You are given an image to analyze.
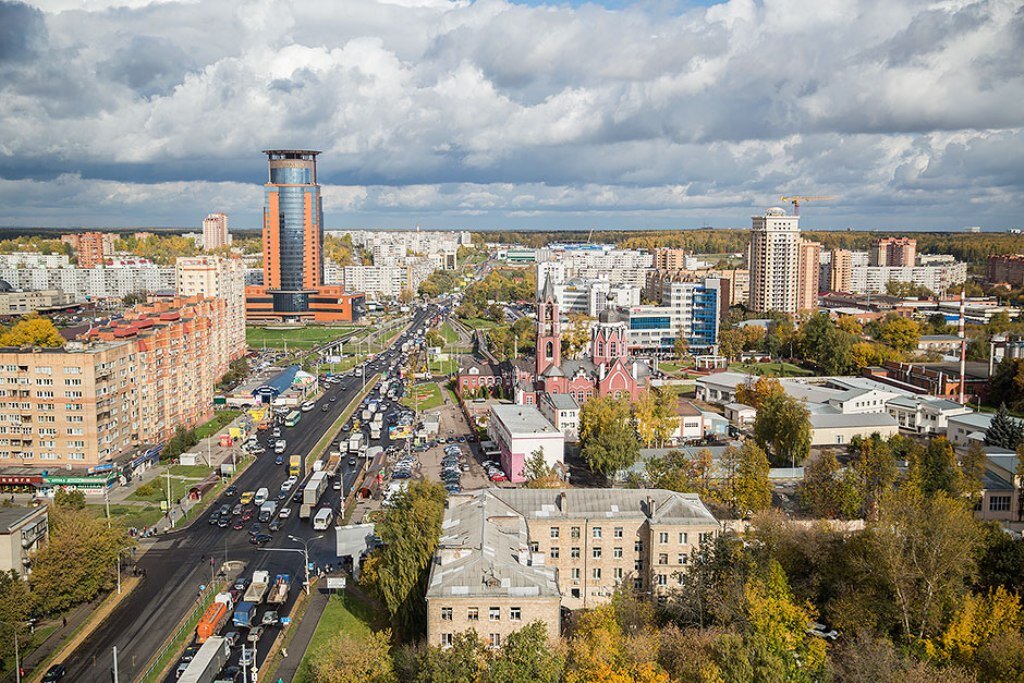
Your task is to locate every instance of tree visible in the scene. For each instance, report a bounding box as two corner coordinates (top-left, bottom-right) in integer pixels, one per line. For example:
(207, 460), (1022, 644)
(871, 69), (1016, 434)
(633, 388), (676, 447)
(872, 314), (921, 353)
(850, 435), (898, 515)
(885, 280), (934, 298)
(673, 336), (690, 362)
(564, 604), (669, 683)
(930, 587), (1022, 667)
(915, 437), (960, 497)
(360, 480), (446, 640)
(719, 442), (772, 516)
(311, 628), (396, 683)
(579, 396), (640, 480)
(959, 441), (987, 504)
(797, 452), (863, 519)
(523, 448), (561, 488)
(865, 489), (984, 640)
(989, 359), (1024, 412)
(413, 630), (486, 682)
(53, 489), (86, 510)
(850, 341), (903, 369)
(644, 449), (714, 499)
(561, 314), (592, 360)
(487, 621), (565, 683)
(717, 328), (745, 361)
(425, 329), (445, 348)
(753, 392), (810, 467)
(0, 570), (33, 665)
(30, 507), (134, 614)
(0, 315), (65, 348)
(984, 403), (1023, 450)
(799, 313), (853, 374)
(734, 377), (782, 410)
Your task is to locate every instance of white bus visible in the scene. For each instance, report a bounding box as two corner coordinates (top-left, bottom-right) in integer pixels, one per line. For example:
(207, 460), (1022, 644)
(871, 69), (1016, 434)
(312, 507), (334, 531)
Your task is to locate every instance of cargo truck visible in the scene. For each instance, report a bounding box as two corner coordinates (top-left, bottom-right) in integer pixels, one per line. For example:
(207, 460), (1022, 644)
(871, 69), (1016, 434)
(243, 570), (270, 603)
(370, 424), (381, 440)
(178, 636), (230, 683)
(324, 451), (342, 477)
(348, 432), (364, 455)
(196, 592), (234, 643)
(289, 454), (303, 477)
(258, 500), (277, 523)
(299, 471), (329, 519)
(232, 602), (256, 628)
(361, 408), (372, 422)
(266, 574), (291, 604)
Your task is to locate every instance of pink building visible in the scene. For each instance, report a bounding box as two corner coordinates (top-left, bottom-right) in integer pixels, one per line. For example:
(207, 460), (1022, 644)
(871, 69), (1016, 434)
(487, 404), (564, 483)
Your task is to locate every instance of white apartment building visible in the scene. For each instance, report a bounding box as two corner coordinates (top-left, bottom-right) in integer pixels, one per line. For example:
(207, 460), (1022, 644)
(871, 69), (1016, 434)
(343, 266), (409, 298)
(0, 263), (176, 300)
(849, 262), (968, 295)
(748, 207), (801, 314)
(0, 254), (72, 268)
(175, 256), (247, 360)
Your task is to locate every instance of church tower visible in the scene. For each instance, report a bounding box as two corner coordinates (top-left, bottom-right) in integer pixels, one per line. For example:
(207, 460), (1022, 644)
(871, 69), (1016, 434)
(536, 271), (561, 375)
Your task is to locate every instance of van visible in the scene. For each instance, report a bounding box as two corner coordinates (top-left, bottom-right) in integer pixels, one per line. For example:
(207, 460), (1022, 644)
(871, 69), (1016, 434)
(312, 507), (334, 531)
(258, 501), (277, 523)
(254, 488), (269, 506)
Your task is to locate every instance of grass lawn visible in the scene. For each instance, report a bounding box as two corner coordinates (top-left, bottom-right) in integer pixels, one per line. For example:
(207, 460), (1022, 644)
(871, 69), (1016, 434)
(402, 382), (444, 410)
(168, 464), (218, 478)
(87, 503), (165, 530)
(194, 410), (241, 440)
(294, 590), (381, 683)
(729, 361), (814, 377)
(458, 317), (498, 330)
(246, 325), (358, 350)
(440, 321), (459, 344)
(129, 476), (194, 503)
(658, 361), (688, 374)
(429, 357), (459, 375)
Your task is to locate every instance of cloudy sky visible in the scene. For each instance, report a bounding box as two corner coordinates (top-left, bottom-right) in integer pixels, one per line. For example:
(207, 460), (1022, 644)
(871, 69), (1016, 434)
(0, 0), (1021, 232)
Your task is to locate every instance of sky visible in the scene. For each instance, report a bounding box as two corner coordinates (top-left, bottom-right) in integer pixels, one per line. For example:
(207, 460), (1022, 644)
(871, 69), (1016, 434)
(0, 0), (1021, 232)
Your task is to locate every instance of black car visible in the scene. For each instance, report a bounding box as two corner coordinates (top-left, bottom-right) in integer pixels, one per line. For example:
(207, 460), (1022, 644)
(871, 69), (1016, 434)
(292, 491), (304, 504)
(269, 518), (282, 532)
(249, 523), (261, 536)
(249, 533), (272, 546)
(224, 485), (238, 497)
(42, 664), (67, 682)
(221, 665), (241, 682)
(208, 512), (220, 525)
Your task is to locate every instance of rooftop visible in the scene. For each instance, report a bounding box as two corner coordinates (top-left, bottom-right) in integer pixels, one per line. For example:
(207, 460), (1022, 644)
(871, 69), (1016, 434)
(0, 506), (45, 533)
(491, 488), (720, 525)
(490, 404), (560, 436)
(808, 413), (899, 429)
(545, 393), (579, 410)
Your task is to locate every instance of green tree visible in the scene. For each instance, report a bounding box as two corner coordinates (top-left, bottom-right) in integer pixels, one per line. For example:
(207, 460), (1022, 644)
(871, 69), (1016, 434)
(0, 570), (33, 664)
(425, 329), (445, 348)
(872, 314), (922, 353)
(850, 434), (898, 515)
(673, 336), (690, 362)
(561, 314), (593, 360)
(311, 629), (397, 683)
(799, 313), (853, 374)
(579, 396), (640, 480)
(984, 403), (1023, 450)
(415, 630), (486, 682)
(717, 328), (745, 361)
(360, 480), (446, 640)
(487, 621), (564, 683)
(797, 451), (863, 519)
(644, 449), (715, 499)
(753, 392), (811, 467)
(959, 441), (987, 504)
(914, 437), (960, 497)
(989, 359), (1024, 412)
(523, 448), (561, 488)
(720, 442), (772, 516)
(53, 489), (86, 510)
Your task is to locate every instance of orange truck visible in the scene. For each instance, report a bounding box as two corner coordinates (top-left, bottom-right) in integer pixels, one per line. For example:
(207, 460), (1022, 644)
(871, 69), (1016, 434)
(196, 593), (233, 643)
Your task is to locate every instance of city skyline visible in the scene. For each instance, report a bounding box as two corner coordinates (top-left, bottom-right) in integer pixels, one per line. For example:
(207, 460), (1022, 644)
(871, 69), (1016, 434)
(0, 0), (1021, 231)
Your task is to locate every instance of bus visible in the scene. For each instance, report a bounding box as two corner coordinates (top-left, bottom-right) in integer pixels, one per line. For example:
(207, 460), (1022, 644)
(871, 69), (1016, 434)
(284, 411), (301, 428)
(312, 507), (334, 531)
(289, 455), (303, 477)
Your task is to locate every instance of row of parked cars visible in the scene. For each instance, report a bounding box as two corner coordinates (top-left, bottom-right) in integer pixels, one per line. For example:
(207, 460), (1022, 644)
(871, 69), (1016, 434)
(482, 459), (508, 483)
(442, 445), (466, 493)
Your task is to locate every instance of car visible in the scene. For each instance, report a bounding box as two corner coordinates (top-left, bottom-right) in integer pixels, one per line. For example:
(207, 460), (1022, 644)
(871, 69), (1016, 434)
(175, 661), (190, 679)
(301, 401), (315, 412)
(333, 479), (342, 491)
(250, 533), (272, 546)
(224, 485), (238, 497)
(275, 454), (285, 465)
(41, 664), (67, 682)
(229, 588), (242, 603)
(223, 631), (241, 647)
(232, 503), (243, 515)
(445, 484), (462, 494)
(279, 507), (292, 519)
(490, 473), (508, 482)
(277, 489), (287, 500)
(241, 508), (254, 521)
(330, 396), (337, 402)
(250, 522), (261, 535)
(282, 475), (298, 490)
(322, 404), (330, 412)
(221, 665), (241, 681)
(219, 504), (231, 516)
(209, 512), (220, 525)
(269, 519), (282, 532)
(240, 491), (255, 505)
(181, 645), (200, 662)
(461, 463), (470, 472)
(261, 610), (280, 626)
(806, 623), (840, 641)
(348, 457), (356, 466)
(239, 648), (254, 666)
(234, 577), (251, 592)
(292, 491), (304, 504)
(218, 516), (230, 528)
(232, 516), (245, 530)
(272, 427), (282, 437)
(249, 445), (266, 455)
(247, 625), (265, 642)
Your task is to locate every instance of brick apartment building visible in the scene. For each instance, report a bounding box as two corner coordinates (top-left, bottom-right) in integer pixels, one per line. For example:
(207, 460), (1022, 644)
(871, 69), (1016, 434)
(988, 254), (1024, 286)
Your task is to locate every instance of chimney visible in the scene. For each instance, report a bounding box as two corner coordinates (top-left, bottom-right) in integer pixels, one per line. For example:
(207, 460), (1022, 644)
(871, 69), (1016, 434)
(558, 491), (568, 513)
(646, 496), (656, 518)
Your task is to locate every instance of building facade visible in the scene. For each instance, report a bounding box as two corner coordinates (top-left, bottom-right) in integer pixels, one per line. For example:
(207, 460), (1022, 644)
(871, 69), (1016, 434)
(0, 507), (47, 578)
(797, 240), (821, 312)
(175, 256), (247, 360)
(61, 232), (114, 269)
(202, 212), (231, 251)
(748, 208), (801, 314)
(870, 237), (917, 267)
(487, 404), (564, 483)
(987, 254), (1024, 286)
(0, 287), (78, 317)
(829, 248), (853, 293)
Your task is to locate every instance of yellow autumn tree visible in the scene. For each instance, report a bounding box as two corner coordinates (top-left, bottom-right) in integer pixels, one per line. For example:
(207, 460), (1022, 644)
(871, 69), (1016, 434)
(0, 315), (64, 348)
(633, 388), (676, 447)
(929, 587), (1023, 664)
(564, 604), (670, 683)
(734, 377), (783, 410)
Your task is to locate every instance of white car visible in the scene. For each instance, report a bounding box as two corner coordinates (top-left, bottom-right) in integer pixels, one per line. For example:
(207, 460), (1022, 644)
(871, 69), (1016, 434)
(281, 475), (299, 491)
(333, 479), (342, 490)
(278, 507), (292, 519)
(301, 401), (315, 412)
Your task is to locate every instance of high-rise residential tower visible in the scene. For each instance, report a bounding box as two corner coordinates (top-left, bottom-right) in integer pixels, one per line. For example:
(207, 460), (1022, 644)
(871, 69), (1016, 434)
(245, 150), (363, 322)
(829, 248), (853, 293)
(748, 207), (801, 314)
(202, 212), (231, 251)
(869, 237), (917, 267)
(797, 239), (822, 312)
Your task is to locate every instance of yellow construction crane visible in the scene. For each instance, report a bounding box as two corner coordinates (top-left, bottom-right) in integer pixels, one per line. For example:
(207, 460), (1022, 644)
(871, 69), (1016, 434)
(780, 195), (834, 216)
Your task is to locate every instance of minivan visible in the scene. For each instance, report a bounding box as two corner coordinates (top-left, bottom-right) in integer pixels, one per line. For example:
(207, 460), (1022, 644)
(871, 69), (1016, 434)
(253, 487), (269, 506)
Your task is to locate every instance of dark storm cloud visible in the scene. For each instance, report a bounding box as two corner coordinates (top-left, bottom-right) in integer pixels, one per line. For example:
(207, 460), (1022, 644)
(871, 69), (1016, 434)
(97, 35), (197, 98)
(0, 1), (46, 61)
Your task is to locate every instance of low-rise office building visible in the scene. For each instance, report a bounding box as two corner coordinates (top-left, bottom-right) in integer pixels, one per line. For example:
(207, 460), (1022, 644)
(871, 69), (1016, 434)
(538, 392), (580, 441)
(487, 404), (564, 483)
(0, 506), (48, 578)
(0, 284), (78, 317)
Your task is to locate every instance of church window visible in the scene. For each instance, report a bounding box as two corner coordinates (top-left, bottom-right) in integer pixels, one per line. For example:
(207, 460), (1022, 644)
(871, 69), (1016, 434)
(546, 341), (554, 360)
(597, 341), (604, 356)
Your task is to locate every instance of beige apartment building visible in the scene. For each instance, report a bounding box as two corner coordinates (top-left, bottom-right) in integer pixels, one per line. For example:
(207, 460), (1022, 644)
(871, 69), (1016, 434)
(426, 489), (720, 647)
(176, 256), (247, 360)
(748, 207), (802, 314)
(0, 286), (77, 317)
(0, 295), (234, 469)
(202, 213), (231, 251)
(830, 248), (854, 293)
(797, 239), (822, 313)
(870, 237), (916, 267)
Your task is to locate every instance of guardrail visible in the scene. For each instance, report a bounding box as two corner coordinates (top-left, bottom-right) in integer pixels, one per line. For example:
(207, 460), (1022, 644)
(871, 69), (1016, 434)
(138, 578), (227, 683)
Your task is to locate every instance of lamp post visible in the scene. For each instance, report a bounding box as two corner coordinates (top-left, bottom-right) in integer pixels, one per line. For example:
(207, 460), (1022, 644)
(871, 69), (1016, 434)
(115, 545), (134, 595)
(257, 535), (322, 595)
(0, 620), (20, 683)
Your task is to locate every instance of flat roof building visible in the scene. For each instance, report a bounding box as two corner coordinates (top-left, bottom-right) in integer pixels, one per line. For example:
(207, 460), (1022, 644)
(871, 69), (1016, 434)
(0, 506), (47, 578)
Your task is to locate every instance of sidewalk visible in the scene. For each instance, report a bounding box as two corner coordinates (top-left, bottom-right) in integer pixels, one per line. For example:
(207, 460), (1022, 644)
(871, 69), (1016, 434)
(271, 585), (331, 682)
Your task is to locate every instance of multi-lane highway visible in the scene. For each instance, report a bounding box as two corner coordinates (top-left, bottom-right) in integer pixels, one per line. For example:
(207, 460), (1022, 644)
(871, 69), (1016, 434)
(62, 305), (435, 682)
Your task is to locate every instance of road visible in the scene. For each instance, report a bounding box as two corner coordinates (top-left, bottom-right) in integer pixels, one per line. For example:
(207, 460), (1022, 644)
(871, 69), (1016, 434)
(61, 305), (435, 682)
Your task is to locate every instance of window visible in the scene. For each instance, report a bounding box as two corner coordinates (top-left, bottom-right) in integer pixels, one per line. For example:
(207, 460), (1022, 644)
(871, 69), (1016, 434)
(571, 568), (580, 580)
(613, 547), (623, 558)
(657, 574), (667, 586)
(571, 547), (580, 559)
(659, 553), (668, 565)
(614, 527), (623, 538)
(549, 547), (560, 559)
(571, 526), (580, 539)
(678, 553), (688, 565)
(441, 633), (453, 647)
(658, 532), (669, 543)
(678, 532), (688, 544)
(614, 567), (623, 581)
(990, 496), (1011, 512)
(592, 568), (602, 580)
(699, 532), (714, 543)
(592, 547), (602, 559)
(489, 607), (500, 621)
(592, 527), (602, 539)
(635, 540), (643, 552)
(510, 607), (521, 621)
(490, 633), (501, 649)
(550, 526), (560, 538)
(468, 607), (479, 621)
(440, 607), (452, 621)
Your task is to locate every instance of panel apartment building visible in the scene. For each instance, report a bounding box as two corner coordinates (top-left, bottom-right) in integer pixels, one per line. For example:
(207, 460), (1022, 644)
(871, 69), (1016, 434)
(0, 296), (238, 469)
(426, 488), (720, 648)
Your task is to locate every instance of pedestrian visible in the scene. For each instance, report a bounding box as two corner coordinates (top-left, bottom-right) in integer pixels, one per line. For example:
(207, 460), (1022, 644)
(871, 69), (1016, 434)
(62, 616), (67, 628)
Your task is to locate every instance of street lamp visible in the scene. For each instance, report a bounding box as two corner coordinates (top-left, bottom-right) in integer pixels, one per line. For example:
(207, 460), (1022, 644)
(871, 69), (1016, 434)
(115, 545), (135, 595)
(0, 620), (21, 683)
(257, 535), (322, 595)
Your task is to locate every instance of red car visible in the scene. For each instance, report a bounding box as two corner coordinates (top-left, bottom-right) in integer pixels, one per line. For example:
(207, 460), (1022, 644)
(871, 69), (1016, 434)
(241, 508), (254, 521)
(489, 472), (507, 482)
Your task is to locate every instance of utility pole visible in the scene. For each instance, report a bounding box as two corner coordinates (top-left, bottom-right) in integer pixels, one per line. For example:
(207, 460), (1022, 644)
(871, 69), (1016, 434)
(165, 469), (175, 529)
(112, 646), (119, 683)
(958, 287), (967, 404)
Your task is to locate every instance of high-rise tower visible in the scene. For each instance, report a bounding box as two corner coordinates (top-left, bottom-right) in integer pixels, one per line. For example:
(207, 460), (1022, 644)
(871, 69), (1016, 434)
(245, 150), (364, 322)
(748, 207), (801, 314)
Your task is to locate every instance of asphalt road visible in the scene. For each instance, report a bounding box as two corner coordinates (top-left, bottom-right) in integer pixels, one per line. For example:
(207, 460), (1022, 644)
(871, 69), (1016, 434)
(61, 306), (434, 682)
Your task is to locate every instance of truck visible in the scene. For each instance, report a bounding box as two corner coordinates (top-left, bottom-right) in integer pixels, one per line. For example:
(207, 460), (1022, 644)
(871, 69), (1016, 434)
(289, 454), (303, 477)
(232, 601), (256, 628)
(196, 592), (233, 643)
(300, 471), (329, 519)
(361, 408), (372, 422)
(348, 432), (364, 455)
(178, 636), (230, 683)
(266, 574), (291, 605)
(258, 500), (277, 523)
(324, 451), (342, 477)
(243, 570), (270, 604)
(370, 424), (381, 440)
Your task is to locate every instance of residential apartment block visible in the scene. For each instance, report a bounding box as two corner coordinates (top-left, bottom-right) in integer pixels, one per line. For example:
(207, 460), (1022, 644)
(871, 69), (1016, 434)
(987, 254), (1024, 286)
(202, 212), (232, 251)
(0, 295), (234, 469)
(0, 254), (175, 301)
(870, 237), (917, 267)
(175, 256), (247, 360)
(797, 239), (822, 312)
(61, 232), (117, 269)
(426, 489), (720, 647)
(748, 207), (802, 314)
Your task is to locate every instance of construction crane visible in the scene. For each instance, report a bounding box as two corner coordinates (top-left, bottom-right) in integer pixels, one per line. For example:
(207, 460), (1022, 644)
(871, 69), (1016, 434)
(779, 195), (834, 216)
